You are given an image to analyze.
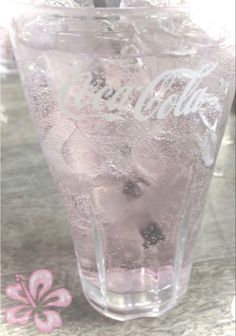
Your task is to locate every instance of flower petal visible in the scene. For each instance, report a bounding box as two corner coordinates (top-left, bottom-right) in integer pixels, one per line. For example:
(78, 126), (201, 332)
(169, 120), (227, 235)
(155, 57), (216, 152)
(43, 288), (72, 307)
(29, 269), (53, 301)
(5, 305), (33, 325)
(34, 310), (62, 333)
(5, 283), (29, 305)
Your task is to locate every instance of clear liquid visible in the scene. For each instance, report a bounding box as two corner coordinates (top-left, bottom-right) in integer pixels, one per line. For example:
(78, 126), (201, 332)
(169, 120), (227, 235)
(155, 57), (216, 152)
(12, 4), (235, 320)
(55, 141), (210, 319)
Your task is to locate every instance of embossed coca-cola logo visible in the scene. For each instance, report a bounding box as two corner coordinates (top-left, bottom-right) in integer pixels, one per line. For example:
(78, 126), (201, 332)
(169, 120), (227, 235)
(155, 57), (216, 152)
(59, 63), (217, 122)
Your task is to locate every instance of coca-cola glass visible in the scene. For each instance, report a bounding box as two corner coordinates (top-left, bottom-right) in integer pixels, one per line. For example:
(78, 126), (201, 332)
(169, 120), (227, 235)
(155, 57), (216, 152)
(9, 0), (235, 320)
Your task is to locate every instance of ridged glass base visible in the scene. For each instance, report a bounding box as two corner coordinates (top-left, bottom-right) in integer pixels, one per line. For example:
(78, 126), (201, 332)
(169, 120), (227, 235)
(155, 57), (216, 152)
(82, 278), (187, 321)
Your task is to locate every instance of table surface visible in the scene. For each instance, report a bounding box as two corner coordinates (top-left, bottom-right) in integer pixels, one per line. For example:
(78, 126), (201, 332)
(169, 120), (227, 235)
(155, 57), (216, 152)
(1, 73), (235, 336)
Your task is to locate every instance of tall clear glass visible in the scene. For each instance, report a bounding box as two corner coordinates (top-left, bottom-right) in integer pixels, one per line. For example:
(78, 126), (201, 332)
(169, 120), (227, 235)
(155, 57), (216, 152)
(9, 0), (235, 321)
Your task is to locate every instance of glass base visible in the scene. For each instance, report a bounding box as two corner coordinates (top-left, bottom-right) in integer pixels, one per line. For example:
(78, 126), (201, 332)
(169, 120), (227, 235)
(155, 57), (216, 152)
(82, 278), (187, 321)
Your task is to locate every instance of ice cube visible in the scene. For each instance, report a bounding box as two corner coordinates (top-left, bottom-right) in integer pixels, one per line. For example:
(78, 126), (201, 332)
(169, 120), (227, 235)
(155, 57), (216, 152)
(41, 116), (75, 173)
(92, 185), (129, 219)
(129, 6), (197, 57)
(92, 176), (148, 220)
(19, 17), (66, 49)
(143, 170), (191, 224)
(61, 127), (105, 176)
(132, 135), (174, 183)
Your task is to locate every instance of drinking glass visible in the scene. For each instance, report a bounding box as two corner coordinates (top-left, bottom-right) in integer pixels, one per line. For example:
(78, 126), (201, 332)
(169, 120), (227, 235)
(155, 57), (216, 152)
(9, 0), (235, 321)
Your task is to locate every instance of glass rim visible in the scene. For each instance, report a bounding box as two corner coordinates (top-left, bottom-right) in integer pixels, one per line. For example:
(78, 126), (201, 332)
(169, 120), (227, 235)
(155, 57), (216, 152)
(9, 1), (190, 17)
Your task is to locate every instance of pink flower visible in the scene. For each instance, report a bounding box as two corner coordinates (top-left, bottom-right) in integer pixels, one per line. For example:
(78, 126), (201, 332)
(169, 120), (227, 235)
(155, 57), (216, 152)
(5, 269), (72, 334)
